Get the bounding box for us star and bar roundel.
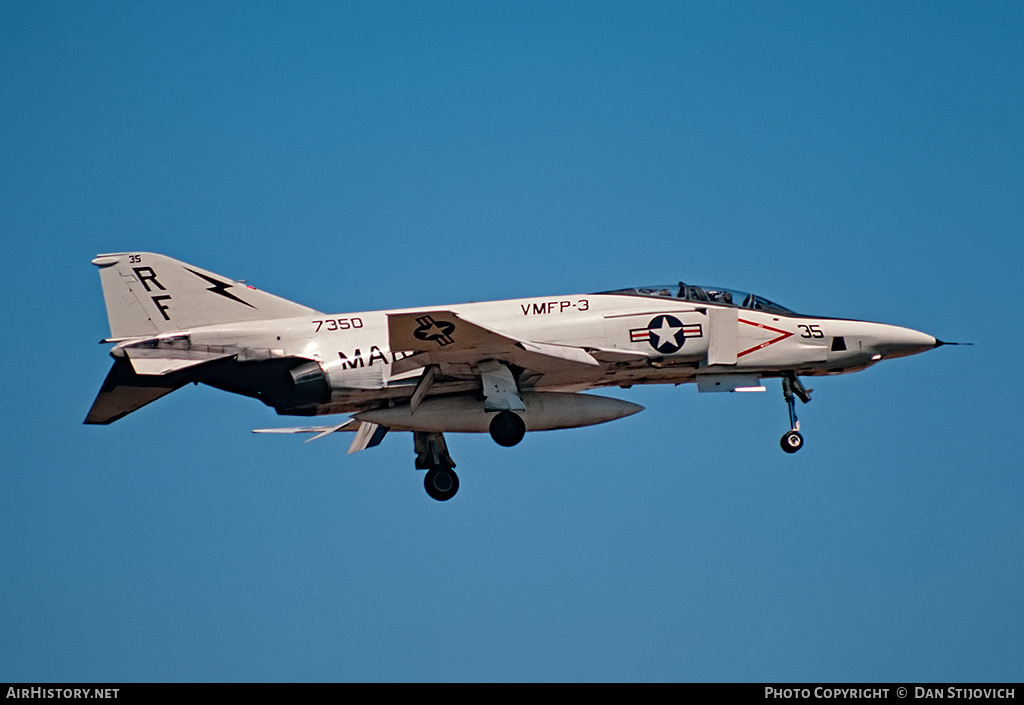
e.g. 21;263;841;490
629;315;703;354
412;314;456;346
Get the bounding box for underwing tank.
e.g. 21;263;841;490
355;392;643;433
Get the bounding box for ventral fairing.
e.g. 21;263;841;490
86;253;960;500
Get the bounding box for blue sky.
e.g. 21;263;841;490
2;1;1021;682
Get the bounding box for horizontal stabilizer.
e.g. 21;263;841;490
84;358;186;424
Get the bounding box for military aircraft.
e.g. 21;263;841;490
86;252;955;501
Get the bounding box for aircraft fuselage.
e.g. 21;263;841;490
150;291;936;417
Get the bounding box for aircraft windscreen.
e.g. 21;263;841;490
598;283;795;314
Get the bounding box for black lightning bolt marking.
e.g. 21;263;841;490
185;268;256;308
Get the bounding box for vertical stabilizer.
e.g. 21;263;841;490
92;252;320;339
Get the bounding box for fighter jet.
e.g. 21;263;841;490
86;252;956;501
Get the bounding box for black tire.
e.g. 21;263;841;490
780;430;804;454
424;467;459;501
489;410;526;447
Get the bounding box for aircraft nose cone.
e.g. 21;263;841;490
875;325;938;359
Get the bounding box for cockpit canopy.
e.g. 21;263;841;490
598;282;795;315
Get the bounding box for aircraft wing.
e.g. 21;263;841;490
387;310;600;378
253;419;388;453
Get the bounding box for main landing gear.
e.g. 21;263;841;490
415;431;459;501
780;374;811;454
412;410;527;501
412;360;528;501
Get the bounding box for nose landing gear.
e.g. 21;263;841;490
781;375;811;454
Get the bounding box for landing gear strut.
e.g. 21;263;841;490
414;431;459;501
780;375;811;454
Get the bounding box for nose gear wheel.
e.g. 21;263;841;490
781;429;804;453
780;375;811;454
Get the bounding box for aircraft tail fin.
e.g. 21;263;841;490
92;252;320;339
